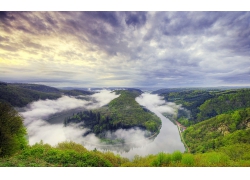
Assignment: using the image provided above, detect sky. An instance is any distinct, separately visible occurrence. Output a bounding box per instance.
[1,10,250,88]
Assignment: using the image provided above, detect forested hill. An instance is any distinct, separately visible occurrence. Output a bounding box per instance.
[65,89,162,135]
[0,82,94,107]
[152,88,250,125]
[183,107,250,155]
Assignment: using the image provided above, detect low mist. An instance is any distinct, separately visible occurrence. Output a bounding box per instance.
[20,90,185,159]
[20,90,119,146]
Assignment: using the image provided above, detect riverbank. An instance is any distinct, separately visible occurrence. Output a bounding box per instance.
[175,120,190,153]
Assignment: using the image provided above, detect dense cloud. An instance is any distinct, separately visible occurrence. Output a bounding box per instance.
[1,12,250,87]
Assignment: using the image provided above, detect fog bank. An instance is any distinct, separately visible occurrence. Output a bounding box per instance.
[20,91,185,159]
[20,90,119,146]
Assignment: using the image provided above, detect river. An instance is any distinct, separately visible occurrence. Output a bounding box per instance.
[83,93,186,159]
[20,92,185,159]
[108,105,185,159]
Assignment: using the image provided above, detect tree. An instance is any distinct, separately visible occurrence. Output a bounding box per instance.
[0,102,28,157]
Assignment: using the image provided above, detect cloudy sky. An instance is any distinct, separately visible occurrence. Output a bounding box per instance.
[0,11,250,88]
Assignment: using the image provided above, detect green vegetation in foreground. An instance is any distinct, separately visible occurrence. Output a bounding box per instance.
[65,90,162,135]
[0,102,27,157]
[1,100,250,167]
[1,141,250,167]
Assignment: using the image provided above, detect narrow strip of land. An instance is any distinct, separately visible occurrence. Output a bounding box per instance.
[175,120,190,153]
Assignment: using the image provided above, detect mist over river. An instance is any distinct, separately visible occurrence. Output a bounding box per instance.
[117,93,186,158]
[20,91,185,159]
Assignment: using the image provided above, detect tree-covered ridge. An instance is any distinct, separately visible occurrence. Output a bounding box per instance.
[197,89,250,121]
[0,83,61,107]
[0,83,94,107]
[183,108,250,153]
[1,93,250,167]
[65,90,162,135]
[11,83,61,93]
[154,88,250,125]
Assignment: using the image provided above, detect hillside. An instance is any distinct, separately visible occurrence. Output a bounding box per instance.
[65,89,162,136]
[1,86,250,167]
[183,108,250,153]
[0,83,94,107]
[153,88,250,125]
[0,83,61,107]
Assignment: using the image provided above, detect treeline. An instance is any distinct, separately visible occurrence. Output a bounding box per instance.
[65,90,162,135]
[65,110,119,134]
[197,89,250,121]
[0,83,94,107]
[0,83,61,107]
[156,88,250,125]
[1,103,250,167]
[183,107,250,153]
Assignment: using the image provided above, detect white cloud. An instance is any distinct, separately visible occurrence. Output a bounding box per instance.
[20,91,185,158]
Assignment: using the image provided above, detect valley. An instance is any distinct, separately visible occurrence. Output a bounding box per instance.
[1,82,250,166]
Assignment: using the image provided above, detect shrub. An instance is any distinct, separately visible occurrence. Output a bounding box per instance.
[0,103,28,157]
[151,152,172,167]
[171,151,182,162]
[181,154,194,166]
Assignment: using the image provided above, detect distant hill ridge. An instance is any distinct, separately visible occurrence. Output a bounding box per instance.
[0,82,94,107]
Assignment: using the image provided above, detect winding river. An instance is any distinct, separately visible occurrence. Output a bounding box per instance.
[111,109,185,159]
[21,92,185,159]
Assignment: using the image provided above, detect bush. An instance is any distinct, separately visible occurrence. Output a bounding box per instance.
[171,151,182,162]
[199,152,230,166]
[151,152,172,167]
[0,103,28,157]
[181,154,194,166]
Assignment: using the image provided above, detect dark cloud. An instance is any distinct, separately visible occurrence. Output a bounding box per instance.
[0,11,15,21]
[1,12,250,87]
[157,12,219,36]
[125,11,147,28]
[81,11,120,27]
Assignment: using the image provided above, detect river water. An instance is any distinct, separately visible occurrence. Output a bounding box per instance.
[20,92,185,159]
[83,93,186,159]
[109,105,185,159]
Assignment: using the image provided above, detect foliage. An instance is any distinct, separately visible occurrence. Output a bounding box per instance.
[171,150,182,162]
[156,88,250,125]
[65,90,162,135]
[0,84,61,107]
[0,141,129,167]
[0,83,94,107]
[183,108,250,153]
[1,141,250,167]
[197,89,250,121]
[0,102,28,157]
[155,88,218,122]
